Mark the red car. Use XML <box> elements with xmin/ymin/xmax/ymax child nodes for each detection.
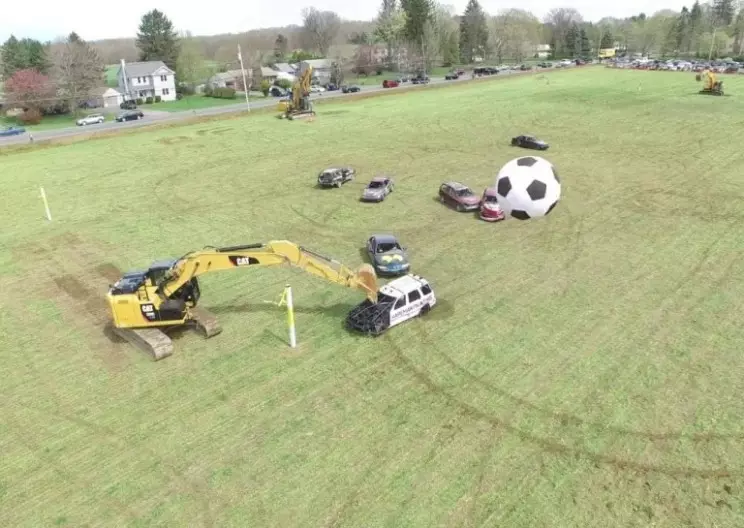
<box><xmin>479</xmin><ymin>187</ymin><xmax>505</xmax><ymax>221</ymax></box>
<box><xmin>438</xmin><ymin>181</ymin><xmax>481</xmax><ymax>212</ymax></box>
<box><xmin>383</xmin><ymin>79</ymin><xmax>400</xmax><ymax>88</ymax></box>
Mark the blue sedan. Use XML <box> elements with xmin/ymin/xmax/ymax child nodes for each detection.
<box><xmin>0</xmin><ymin>126</ymin><xmax>26</xmax><ymax>137</ymax></box>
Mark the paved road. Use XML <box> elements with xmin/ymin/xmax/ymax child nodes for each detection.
<box><xmin>0</xmin><ymin>67</ymin><xmax>558</xmax><ymax>147</ymax></box>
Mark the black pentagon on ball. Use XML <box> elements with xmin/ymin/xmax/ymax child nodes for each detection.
<box><xmin>552</xmin><ymin>167</ymin><xmax>560</xmax><ymax>183</ymax></box>
<box><xmin>497</xmin><ymin>176</ymin><xmax>512</xmax><ymax>197</ymax></box>
<box><xmin>516</xmin><ymin>156</ymin><xmax>538</xmax><ymax>167</ymax></box>
<box><xmin>511</xmin><ymin>209</ymin><xmax>531</xmax><ymax>220</ymax></box>
<box><xmin>545</xmin><ymin>200</ymin><xmax>558</xmax><ymax>215</ymax></box>
<box><xmin>526</xmin><ymin>179</ymin><xmax>547</xmax><ymax>200</ymax></box>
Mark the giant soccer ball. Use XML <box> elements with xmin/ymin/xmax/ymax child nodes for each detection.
<box><xmin>495</xmin><ymin>156</ymin><xmax>561</xmax><ymax>220</ymax></box>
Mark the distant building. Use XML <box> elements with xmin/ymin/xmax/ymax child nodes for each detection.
<box><xmin>117</xmin><ymin>60</ymin><xmax>176</xmax><ymax>102</ymax></box>
<box><xmin>208</xmin><ymin>69</ymin><xmax>251</xmax><ymax>91</ymax></box>
<box><xmin>299</xmin><ymin>59</ymin><xmax>332</xmax><ymax>84</ymax></box>
<box><xmin>535</xmin><ymin>44</ymin><xmax>551</xmax><ymax>58</ymax></box>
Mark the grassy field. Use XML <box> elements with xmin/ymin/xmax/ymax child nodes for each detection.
<box><xmin>147</xmin><ymin>94</ymin><xmax>247</xmax><ymax>112</ymax></box>
<box><xmin>3</xmin><ymin>67</ymin><xmax>744</xmax><ymax>527</ymax></box>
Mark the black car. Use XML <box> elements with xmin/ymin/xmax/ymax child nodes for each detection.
<box><xmin>325</xmin><ymin>83</ymin><xmax>339</xmax><ymax>91</ymax></box>
<box><xmin>411</xmin><ymin>75</ymin><xmax>430</xmax><ymax>84</ymax></box>
<box><xmin>341</xmin><ymin>85</ymin><xmax>361</xmax><ymax>93</ymax></box>
<box><xmin>116</xmin><ymin>110</ymin><xmax>144</xmax><ymax>122</ymax></box>
<box><xmin>317</xmin><ymin>166</ymin><xmax>356</xmax><ymax>188</ymax></box>
<box><xmin>444</xmin><ymin>71</ymin><xmax>459</xmax><ymax>80</ymax></box>
<box><xmin>511</xmin><ymin>134</ymin><xmax>549</xmax><ymax>150</ymax></box>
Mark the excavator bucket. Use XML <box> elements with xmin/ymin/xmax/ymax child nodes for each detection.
<box><xmin>356</xmin><ymin>263</ymin><xmax>379</xmax><ymax>302</ymax></box>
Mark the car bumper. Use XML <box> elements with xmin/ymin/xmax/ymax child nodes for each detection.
<box><xmin>480</xmin><ymin>210</ymin><xmax>505</xmax><ymax>221</ymax></box>
<box><xmin>375</xmin><ymin>264</ymin><xmax>410</xmax><ymax>276</ymax></box>
<box><xmin>459</xmin><ymin>204</ymin><xmax>480</xmax><ymax>211</ymax></box>
<box><xmin>318</xmin><ymin>180</ymin><xmax>340</xmax><ymax>187</ymax></box>
<box><xmin>361</xmin><ymin>194</ymin><xmax>384</xmax><ymax>201</ymax></box>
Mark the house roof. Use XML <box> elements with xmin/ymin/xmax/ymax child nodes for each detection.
<box><xmin>212</xmin><ymin>69</ymin><xmax>248</xmax><ymax>81</ymax></box>
<box><xmin>260</xmin><ymin>67</ymin><xmax>278</xmax><ymax>77</ymax></box>
<box><xmin>301</xmin><ymin>59</ymin><xmax>331</xmax><ymax>69</ymax></box>
<box><xmin>273</xmin><ymin>62</ymin><xmax>295</xmax><ymax>73</ymax></box>
<box><xmin>118</xmin><ymin>61</ymin><xmax>174</xmax><ymax>77</ymax></box>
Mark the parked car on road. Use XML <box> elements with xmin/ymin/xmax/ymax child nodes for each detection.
<box><xmin>383</xmin><ymin>79</ymin><xmax>399</xmax><ymax>88</ymax></box>
<box><xmin>444</xmin><ymin>71</ymin><xmax>460</xmax><ymax>80</ymax></box>
<box><xmin>438</xmin><ymin>181</ymin><xmax>481</xmax><ymax>211</ymax></box>
<box><xmin>411</xmin><ymin>75</ymin><xmax>430</xmax><ymax>84</ymax></box>
<box><xmin>342</xmin><ymin>85</ymin><xmax>361</xmax><ymax>93</ymax></box>
<box><xmin>76</xmin><ymin>113</ymin><xmax>105</xmax><ymax>126</ymax></box>
<box><xmin>115</xmin><ymin>110</ymin><xmax>144</xmax><ymax>122</ymax></box>
<box><xmin>0</xmin><ymin>125</ymin><xmax>25</xmax><ymax>137</ymax></box>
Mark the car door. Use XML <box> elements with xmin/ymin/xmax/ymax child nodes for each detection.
<box><xmin>439</xmin><ymin>184</ymin><xmax>450</xmax><ymax>204</ymax></box>
<box><xmin>367</xmin><ymin>237</ymin><xmax>376</xmax><ymax>262</ymax></box>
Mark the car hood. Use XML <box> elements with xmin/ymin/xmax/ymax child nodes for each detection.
<box><xmin>374</xmin><ymin>251</ymin><xmax>408</xmax><ymax>265</ymax></box>
<box><xmin>319</xmin><ymin>172</ymin><xmax>340</xmax><ymax>180</ymax></box>
<box><xmin>364</xmin><ymin>187</ymin><xmax>384</xmax><ymax>195</ymax></box>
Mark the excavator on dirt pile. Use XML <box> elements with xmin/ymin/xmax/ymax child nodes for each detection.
<box><xmin>106</xmin><ymin>240</ymin><xmax>378</xmax><ymax>360</ymax></box>
<box><xmin>696</xmin><ymin>69</ymin><xmax>724</xmax><ymax>95</ymax></box>
<box><xmin>277</xmin><ymin>66</ymin><xmax>316</xmax><ymax>120</ymax></box>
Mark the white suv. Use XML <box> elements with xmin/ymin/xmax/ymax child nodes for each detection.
<box><xmin>346</xmin><ymin>274</ymin><xmax>436</xmax><ymax>335</ymax></box>
<box><xmin>76</xmin><ymin>113</ymin><xmax>105</xmax><ymax>126</ymax></box>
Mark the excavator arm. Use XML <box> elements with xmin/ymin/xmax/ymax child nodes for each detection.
<box><xmin>159</xmin><ymin>240</ymin><xmax>378</xmax><ymax>302</ymax></box>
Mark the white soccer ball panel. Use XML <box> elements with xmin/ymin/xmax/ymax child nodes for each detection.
<box><xmin>495</xmin><ymin>156</ymin><xmax>561</xmax><ymax>220</ymax></box>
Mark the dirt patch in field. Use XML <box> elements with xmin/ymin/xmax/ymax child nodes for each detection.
<box><xmin>196</xmin><ymin>126</ymin><xmax>232</xmax><ymax>136</ymax></box>
<box><xmin>96</xmin><ymin>263</ymin><xmax>123</xmax><ymax>283</ymax></box>
<box><xmin>157</xmin><ymin>135</ymin><xmax>192</xmax><ymax>145</ymax></box>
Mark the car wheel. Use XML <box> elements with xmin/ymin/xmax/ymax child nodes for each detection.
<box><xmin>419</xmin><ymin>304</ymin><xmax>431</xmax><ymax>316</ymax></box>
<box><xmin>456</xmin><ymin>204</ymin><xmax>464</xmax><ymax>212</ymax></box>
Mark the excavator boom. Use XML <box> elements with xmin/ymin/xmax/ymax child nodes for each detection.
<box><xmin>106</xmin><ymin>240</ymin><xmax>378</xmax><ymax>359</ymax></box>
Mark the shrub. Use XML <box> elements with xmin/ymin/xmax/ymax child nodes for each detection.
<box><xmin>203</xmin><ymin>85</ymin><xmax>214</xmax><ymax>97</ymax></box>
<box><xmin>154</xmin><ymin>95</ymin><xmax>162</xmax><ymax>103</ymax></box>
<box><xmin>260</xmin><ymin>79</ymin><xmax>271</xmax><ymax>96</ymax></box>
<box><xmin>17</xmin><ymin>108</ymin><xmax>42</xmax><ymax>125</ymax></box>
<box><xmin>176</xmin><ymin>93</ymin><xmax>183</xmax><ymax>100</ymax></box>
<box><xmin>136</xmin><ymin>98</ymin><xmax>144</xmax><ymax>105</ymax></box>
<box><xmin>274</xmin><ymin>78</ymin><xmax>292</xmax><ymax>90</ymax></box>
<box><xmin>209</xmin><ymin>87</ymin><xmax>236</xmax><ymax>99</ymax></box>
<box><xmin>145</xmin><ymin>96</ymin><xmax>153</xmax><ymax>104</ymax></box>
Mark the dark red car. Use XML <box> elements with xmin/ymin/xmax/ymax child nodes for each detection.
<box><xmin>438</xmin><ymin>181</ymin><xmax>481</xmax><ymax>212</ymax></box>
<box><xmin>383</xmin><ymin>79</ymin><xmax>399</xmax><ymax>88</ymax></box>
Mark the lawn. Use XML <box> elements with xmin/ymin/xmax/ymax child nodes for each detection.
<box><xmin>147</xmin><ymin>94</ymin><xmax>246</xmax><ymax>112</ymax></box>
<box><xmin>1</xmin><ymin>113</ymin><xmax>79</xmax><ymax>131</ymax></box>
<box><xmin>3</xmin><ymin>67</ymin><xmax>744</xmax><ymax>527</ymax></box>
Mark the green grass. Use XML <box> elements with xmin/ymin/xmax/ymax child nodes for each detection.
<box><xmin>147</xmin><ymin>94</ymin><xmax>245</xmax><ymax>112</ymax></box>
<box><xmin>3</xmin><ymin>68</ymin><xmax>744</xmax><ymax>527</ymax></box>
<box><xmin>1</xmin><ymin>113</ymin><xmax>79</xmax><ymax>131</ymax></box>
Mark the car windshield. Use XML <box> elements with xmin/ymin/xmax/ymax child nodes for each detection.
<box><xmin>368</xmin><ymin>181</ymin><xmax>385</xmax><ymax>188</ymax></box>
<box><xmin>483</xmin><ymin>195</ymin><xmax>499</xmax><ymax>203</ymax></box>
<box><xmin>377</xmin><ymin>293</ymin><xmax>397</xmax><ymax>305</ymax></box>
<box><xmin>377</xmin><ymin>242</ymin><xmax>401</xmax><ymax>253</ymax></box>
<box><xmin>456</xmin><ymin>188</ymin><xmax>474</xmax><ymax>196</ymax></box>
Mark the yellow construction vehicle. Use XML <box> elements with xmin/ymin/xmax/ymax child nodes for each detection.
<box><xmin>106</xmin><ymin>241</ymin><xmax>378</xmax><ymax>359</ymax></box>
<box><xmin>697</xmin><ymin>69</ymin><xmax>724</xmax><ymax>95</ymax></box>
<box><xmin>277</xmin><ymin>66</ymin><xmax>316</xmax><ymax>119</ymax></box>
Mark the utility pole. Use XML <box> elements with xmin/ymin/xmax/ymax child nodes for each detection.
<box><xmin>237</xmin><ymin>44</ymin><xmax>250</xmax><ymax>111</ymax></box>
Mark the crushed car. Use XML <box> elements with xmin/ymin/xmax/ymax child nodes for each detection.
<box><xmin>479</xmin><ymin>187</ymin><xmax>506</xmax><ymax>222</ymax></box>
<box><xmin>346</xmin><ymin>274</ymin><xmax>435</xmax><ymax>335</ymax></box>
<box><xmin>317</xmin><ymin>167</ymin><xmax>355</xmax><ymax>187</ymax></box>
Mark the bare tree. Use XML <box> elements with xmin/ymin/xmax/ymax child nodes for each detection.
<box><xmin>492</xmin><ymin>9</ymin><xmax>541</xmax><ymax>62</ymax></box>
<box><xmin>177</xmin><ymin>31</ymin><xmax>210</xmax><ymax>89</ymax></box>
<box><xmin>543</xmin><ymin>7</ymin><xmax>583</xmax><ymax>56</ymax></box>
<box><xmin>301</xmin><ymin>7</ymin><xmax>342</xmax><ymax>56</ymax></box>
<box><xmin>52</xmin><ymin>32</ymin><xmax>105</xmax><ymax>112</ymax></box>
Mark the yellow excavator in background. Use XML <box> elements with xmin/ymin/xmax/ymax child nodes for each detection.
<box><xmin>696</xmin><ymin>69</ymin><xmax>724</xmax><ymax>95</ymax></box>
<box><xmin>106</xmin><ymin>240</ymin><xmax>378</xmax><ymax>359</ymax></box>
<box><xmin>277</xmin><ymin>66</ymin><xmax>316</xmax><ymax>119</ymax></box>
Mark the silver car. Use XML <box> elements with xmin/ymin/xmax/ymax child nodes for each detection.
<box><xmin>361</xmin><ymin>176</ymin><xmax>395</xmax><ymax>202</ymax></box>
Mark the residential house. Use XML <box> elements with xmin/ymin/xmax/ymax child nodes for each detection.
<box><xmin>299</xmin><ymin>59</ymin><xmax>332</xmax><ymax>84</ymax></box>
<box><xmin>117</xmin><ymin>60</ymin><xmax>177</xmax><ymax>102</ymax></box>
<box><xmin>535</xmin><ymin>44</ymin><xmax>551</xmax><ymax>59</ymax></box>
<box><xmin>273</xmin><ymin>63</ymin><xmax>296</xmax><ymax>75</ymax></box>
<box><xmin>85</xmin><ymin>86</ymin><xmax>123</xmax><ymax>109</ymax></box>
<box><xmin>260</xmin><ymin>66</ymin><xmax>279</xmax><ymax>83</ymax></box>
<box><xmin>208</xmin><ymin>69</ymin><xmax>252</xmax><ymax>91</ymax></box>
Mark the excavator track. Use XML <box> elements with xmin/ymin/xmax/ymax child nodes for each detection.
<box><xmin>190</xmin><ymin>306</ymin><xmax>222</xmax><ymax>338</ymax></box>
<box><xmin>112</xmin><ymin>327</ymin><xmax>174</xmax><ymax>361</ymax></box>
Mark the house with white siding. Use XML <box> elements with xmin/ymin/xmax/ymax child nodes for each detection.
<box><xmin>117</xmin><ymin>60</ymin><xmax>177</xmax><ymax>102</ymax></box>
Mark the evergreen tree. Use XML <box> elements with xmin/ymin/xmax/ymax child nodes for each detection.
<box><xmin>458</xmin><ymin>0</ymin><xmax>488</xmax><ymax>63</ymax></box>
<box><xmin>599</xmin><ymin>29</ymin><xmax>614</xmax><ymax>49</ymax></box>
<box><xmin>274</xmin><ymin>34</ymin><xmax>288</xmax><ymax>60</ymax></box>
<box><xmin>579</xmin><ymin>28</ymin><xmax>591</xmax><ymax>57</ymax></box>
<box><xmin>400</xmin><ymin>0</ymin><xmax>434</xmax><ymax>49</ymax></box>
<box><xmin>712</xmin><ymin>0</ymin><xmax>735</xmax><ymax>27</ymax></box>
<box><xmin>564</xmin><ymin>23</ymin><xmax>579</xmax><ymax>57</ymax></box>
<box><xmin>2</xmin><ymin>36</ymin><xmax>49</xmax><ymax>78</ymax></box>
<box><xmin>136</xmin><ymin>9</ymin><xmax>180</xmax><ymax>71</ymax></box>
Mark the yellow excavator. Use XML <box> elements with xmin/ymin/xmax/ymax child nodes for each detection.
<box><xmin>277</xmin><ymin>66</ymin><xmax>316</xmax><ymax>119</ymax></box>
<box><xmin>106</xmin><ymin>240</ymin><xmax>378</xmax><ymax>360</ymax></box>
<box><xmin>696</xmin><ymin>69</ymin><xmax>724</xmax><ymax>96</ymax></box>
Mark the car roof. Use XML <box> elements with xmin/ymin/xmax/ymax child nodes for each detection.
<box><xmin>370</xmin><ymin>176</ymin><xmax>389</xmax><ymax>182</ymax></box>
<box><xmin>443</xmin><ymin>181</ymin><xmax>469</xmax><ymax>190</ymax></box>
<box><xmin>483</xmin><ymin>187</ymin><xmax>499</xmax><ymax>196</ymax></box>
<box><xmin>371</xmin><ymin>234</ymin><xmax>398</xmax><ymax>243</ymax></box>
<box><xmin>379</xmin><ymin>274</ymin><xmax>430</xmax><ymax>298</ymax></box>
